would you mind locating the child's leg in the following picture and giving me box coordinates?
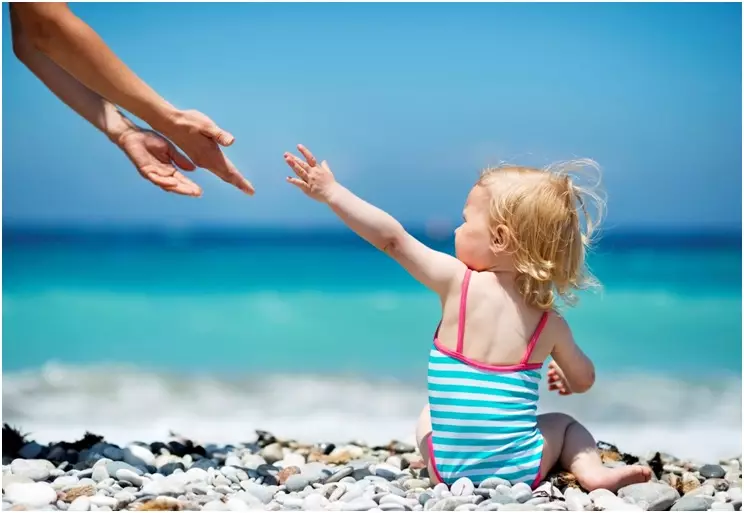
[415,405,441,485]
[537,412,651,492]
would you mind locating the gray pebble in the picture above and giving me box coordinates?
[478,478,511,490]
[671,495,714,511]
[420,493,433,506]
[405,479,430,491]
[303,493,329,510]
[536,503,569,511]
[203,500,230,511]
[710,503,735,511]
[454,505,477,511]
[476,500,501,511]
[327,466,354,483]
[285,474,311,492]
[104,461,142,477]
[88,496,118,508]
[618,482,680,510]
[115,468,143,487]
[380,504,410,512]
[431,497,476,511]
[238,481,274,504]
[707,479,731,492]
[510,483,533,503]
[498,504,538,511]
[526,496,549,506]
[346,498,382,511]
[701,466,727,479]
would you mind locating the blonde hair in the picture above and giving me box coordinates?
[477,159,605,311]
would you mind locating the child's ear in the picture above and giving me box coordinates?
[490,224,510,253]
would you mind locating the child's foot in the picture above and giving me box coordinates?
[578,465,652,492]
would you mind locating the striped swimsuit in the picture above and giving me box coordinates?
[426,268,547,488]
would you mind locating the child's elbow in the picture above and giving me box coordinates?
[571,368,596,394]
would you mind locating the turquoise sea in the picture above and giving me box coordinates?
[3,227,741,462]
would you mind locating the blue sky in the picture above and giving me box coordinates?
[2,2,741,230]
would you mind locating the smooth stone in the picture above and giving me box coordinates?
[710,503,735,511]
[454,506,477,512]
[433,483,449,499]
[381,504,410,512]
[708,479,731,492]
[327,466,354,483]
[489,494,516,505]
[158,462,185,476]
[91,466,109,482]
[52,475,80,490]
[241,454,267,470]
[69,496,91,511]
[375,464,403,481]
[431,497,476,511]
[10,459,54,481]
[671,495,714,511]
[101,446,124,462]
[113,491,135,505]
[225,498,249,511]
[2,474,33,492]
[5,482,57,507]
[191,458,218,471]
[115,468,143,487]
[420,493,433,506]
[280,497,304,508]
[510,483,533,503]
[346,498,381,511]
[688,485,717,497]
[89,497,117,508]
[18,442,45,460]
[536,503,569,511]
[451,478,475,497]
[526,496,549,505]
[498,505,538,511]
[381,495,413,507]
[715,492,730,503]
[286,474,311,492]
[239,481,275,504]
[283,453,306,468]
[341,484,366,503]
[476,500,502,511]
[185,467,209,483]
[303,493,330,510]
[104,461,142,477]
[478,478,511,490]
[534,482,563,500]
[225,456,242,467]
[404,479,430,492]
[122,445,153,467]
[260,443,284,464]
[618,482,680,510]
[203,500,230,511]
[728,488,742,509]
[301,462,331,484]
[701,466,727,479]
[564,488,591,511]
[593,494,643,511]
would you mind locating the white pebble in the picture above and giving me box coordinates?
[115,468,143,487]
[283,452,306,468]
[225,498,249,511]
[91,466,109,482]
[52,475,80,490]
[89,496,117,508]
[511,482,533,503]
[5,482,57,507]
[433,483,448,499]
[124,444,155,466]
[69,496,91,512]
[451,477,475,497]
[710,503,735,511]
[186,467,209,483]
[303,494,330,510]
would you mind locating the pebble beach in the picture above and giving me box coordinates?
[1,426,741,512]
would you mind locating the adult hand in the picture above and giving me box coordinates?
[155,109,255,195]
[115,126,202,197]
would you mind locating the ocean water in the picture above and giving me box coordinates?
[2,227,741,463]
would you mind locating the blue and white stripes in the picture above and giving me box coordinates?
[427,347,544,486]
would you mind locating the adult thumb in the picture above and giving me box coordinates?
[201,123,235,147]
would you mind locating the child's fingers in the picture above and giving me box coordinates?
[286,176,311,194]
[297,144,318,167]
[284,154,310,180]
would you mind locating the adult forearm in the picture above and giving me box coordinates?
[13,3,176,130]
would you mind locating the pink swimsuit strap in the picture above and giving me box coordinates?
[436,268,549,370]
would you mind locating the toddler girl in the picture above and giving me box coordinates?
[283,145,651,492]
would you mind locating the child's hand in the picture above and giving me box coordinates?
[547,360,573,396]
[284,144,337,203]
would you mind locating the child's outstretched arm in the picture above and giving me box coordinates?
[284,145,465,297]
[549,317,596,394]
